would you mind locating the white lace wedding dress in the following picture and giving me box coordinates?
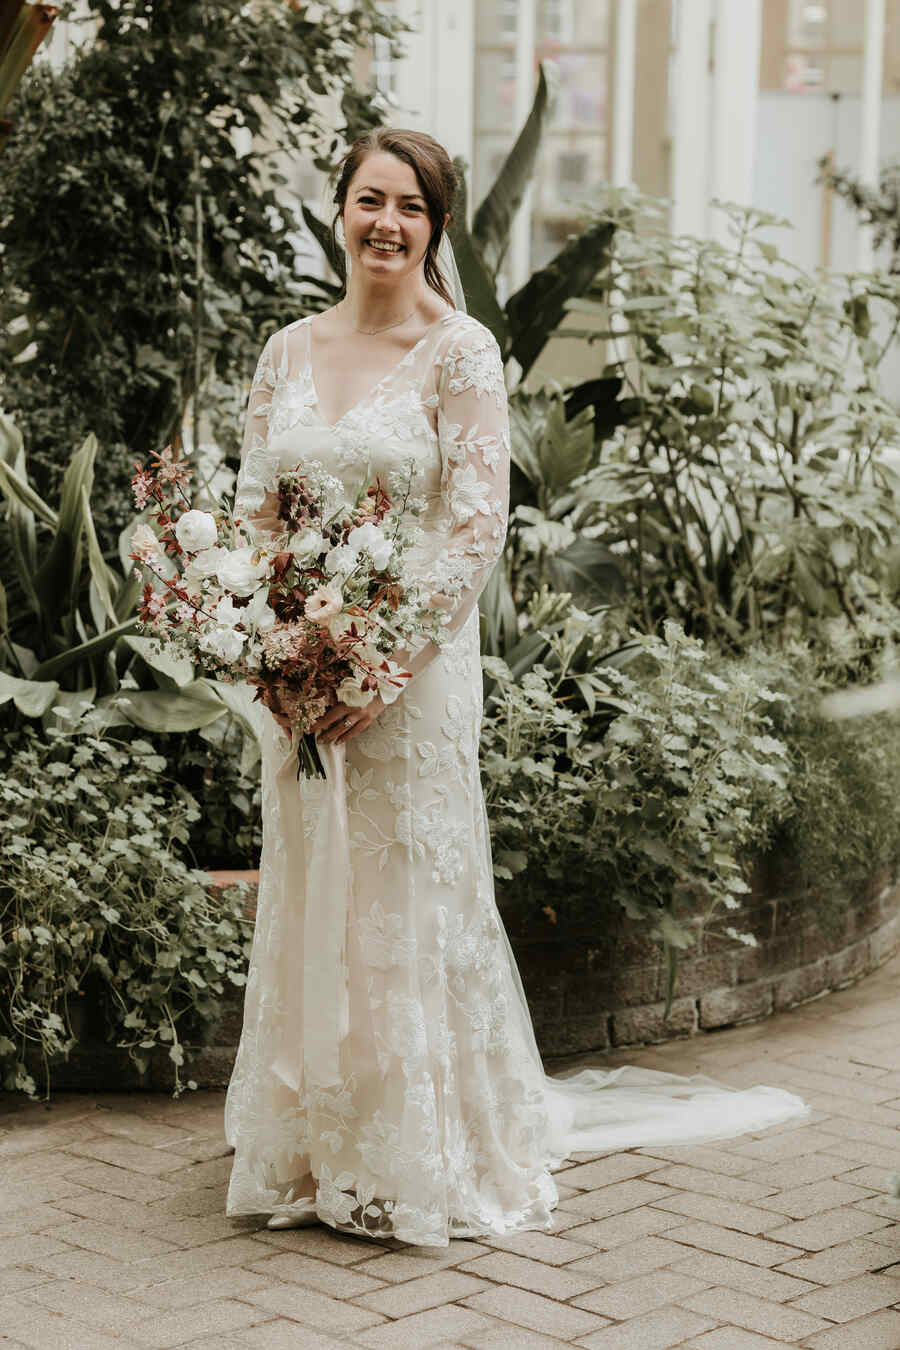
[223,310,808,1246]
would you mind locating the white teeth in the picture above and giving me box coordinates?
[368,240,402,253]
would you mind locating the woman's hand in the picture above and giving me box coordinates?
[312,694,387,746]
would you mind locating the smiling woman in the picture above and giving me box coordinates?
[222,126,808,1250]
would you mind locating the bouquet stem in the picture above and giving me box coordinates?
[297,731,326,780]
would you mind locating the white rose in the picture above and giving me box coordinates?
[182,545,227,583]
[217,546,269,597]
[305,584,343,623]
[347,521,393,571]
[213,595,244,628]
[288,527,323,562]
[199,625,246,663]
[337,677,375,708]
[323,543,359,577]
[243,588,276,633]
[175,509,218,553]
[130,522,160,563]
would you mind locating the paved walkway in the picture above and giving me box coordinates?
[2,952,900,1350]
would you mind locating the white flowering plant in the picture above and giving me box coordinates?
[129,446,446,775]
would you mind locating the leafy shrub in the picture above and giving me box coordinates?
[0,719,253,1098]
[759,629,900,925]
[559,199,900,648]
[159,718,262,871]
[481,610,791,975]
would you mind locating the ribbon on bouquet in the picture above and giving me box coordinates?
[271,728,351,1092]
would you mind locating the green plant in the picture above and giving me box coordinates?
[158,716,262,870]
[759,627,900,924]
[481,614,791,998]
[564,198,900,649]
[0,0,405,545]
[0,718,253,1098]
[0,413,253,735]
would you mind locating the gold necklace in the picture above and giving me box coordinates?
[343,302,418,336]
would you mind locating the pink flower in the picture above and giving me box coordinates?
[132,468,155,510]
[305,585,343,624]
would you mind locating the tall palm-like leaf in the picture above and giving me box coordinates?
[447,158,509,349]
[471,59,559,282]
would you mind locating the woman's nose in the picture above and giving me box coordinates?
[375,203,400,230]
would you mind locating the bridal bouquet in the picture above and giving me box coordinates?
[129,445,444,776]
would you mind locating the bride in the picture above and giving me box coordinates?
[223,127,807,1246]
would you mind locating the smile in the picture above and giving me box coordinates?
[366,239,404,254]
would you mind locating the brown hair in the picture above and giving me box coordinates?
[332,128,458,307]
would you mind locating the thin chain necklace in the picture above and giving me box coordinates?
[342,300,418,336]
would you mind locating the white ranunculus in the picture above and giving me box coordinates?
[199,625,246,663]
[217,546,269,597]
[175,509,218,553]
[288,527,323,562]
[243,588,276,632]
[337,677,375,708]
[347,521,393,570]
[182,545,228,583]
[323,543,359,577]
[305,584,343,623]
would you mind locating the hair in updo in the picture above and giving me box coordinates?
[332,128,458,307]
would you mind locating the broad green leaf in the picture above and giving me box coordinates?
[203,677,265,744]
[116,682,228,732]
[123,634,195,689]
[471,59,559,281]
[0,670,59,716]
[506,220,616,378]
[32,616,140,682]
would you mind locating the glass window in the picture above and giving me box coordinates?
[540,0,575,45]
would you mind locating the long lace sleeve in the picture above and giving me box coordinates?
[389,321,510,690]
[233,334,281,528]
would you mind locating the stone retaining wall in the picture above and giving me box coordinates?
[28,869,900,1092]
[505,872,900,1058]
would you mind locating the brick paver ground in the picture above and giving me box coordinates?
[2,951,899,1349]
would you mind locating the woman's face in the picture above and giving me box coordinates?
[341,151,434,284]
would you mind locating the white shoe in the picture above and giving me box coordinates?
[266,1209,319,1230]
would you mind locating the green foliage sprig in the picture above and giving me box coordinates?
[0,718,253,1098]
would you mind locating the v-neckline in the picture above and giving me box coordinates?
[305,311,456,432]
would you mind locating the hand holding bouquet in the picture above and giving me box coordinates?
[129,446,446,776]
